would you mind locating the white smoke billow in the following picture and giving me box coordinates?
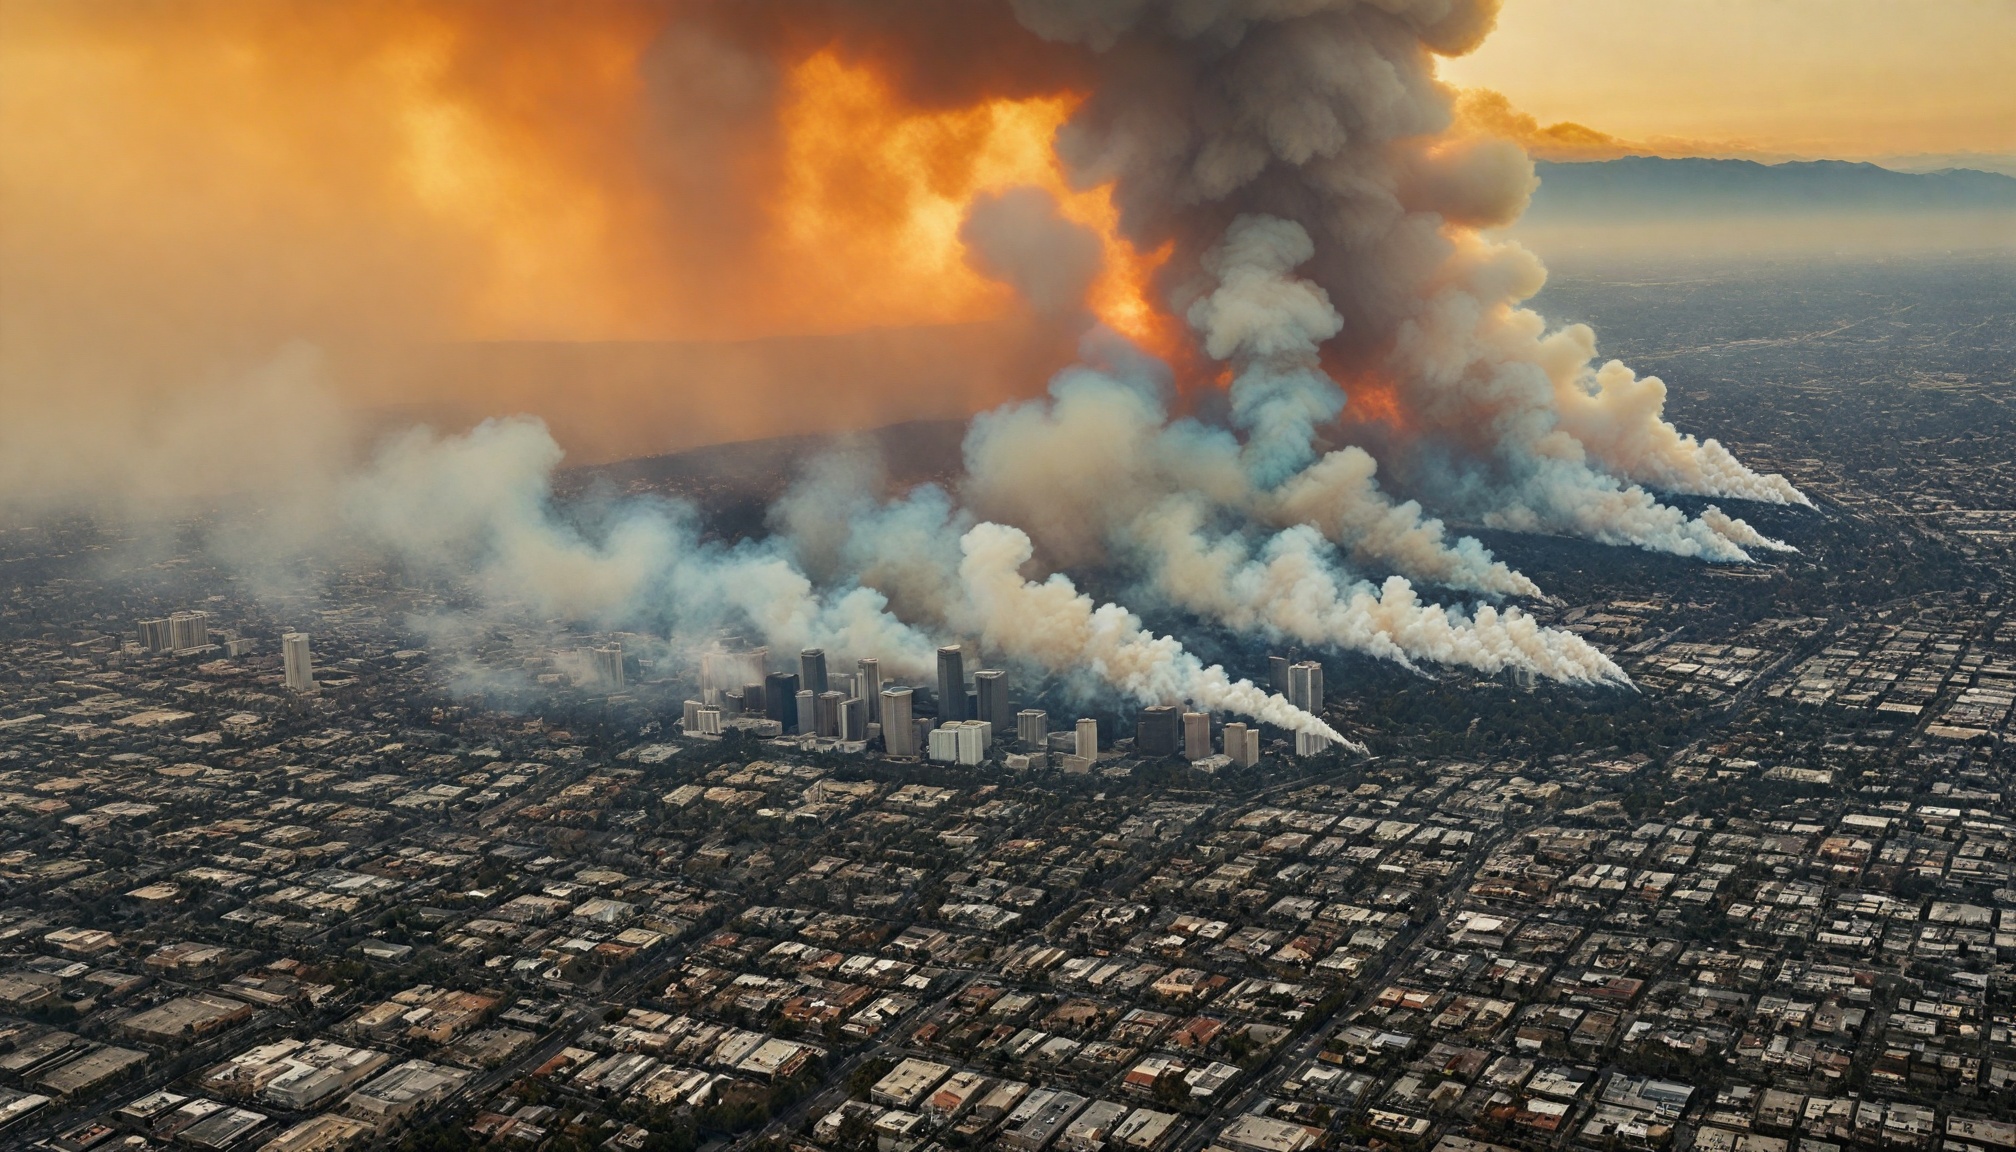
[960,521,1357,747]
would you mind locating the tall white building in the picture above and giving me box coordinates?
[929,720,991,766]
[1075,717,1098,760]
[282,633,314,692]
[857,658,883,722]
[1183,711,1211,761]
[1016,709,1048,748]
[1286,660,1324,715]
[880,688,916,757]
[1294,729,1333,758]
[168,611,211,655]
[1223,722,1260,768]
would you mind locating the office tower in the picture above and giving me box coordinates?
[795,689,816,735]
[928,721,990,766]
[1287,660,1324,715]
[137,618,171,652]
[927,726,959,763]
[1222,722,1256,767]
[1136,705,1180,758]
[838,696,868,742]
[1183,711,1211,761]
[936,646,967,721]
[880,688,916,756]
[914,717,936,753]
[694,707,722,736]
[974,670,1010,731]
[799,648,829,695]
[765,672,800,730]
[169,611,211,654]
[701,646,767,706]
[585,643,623,689]
[1075,717,1098,759]
[741,682,766,716]
[282,632,314,692]
[721,689,744,717]
[816,690,844,738]
[1016,709,1048,749]
[682,700,702,730]
[857,658,882,722]
[1295,729,1333,758]
[955,721,988,765]
[1269,654,1290,693]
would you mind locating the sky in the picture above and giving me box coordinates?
[1439,0,2016,166]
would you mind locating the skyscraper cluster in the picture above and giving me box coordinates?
[680,642,1336,769]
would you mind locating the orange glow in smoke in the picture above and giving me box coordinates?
[1345,375,1412,430]
[765,49,1176,348]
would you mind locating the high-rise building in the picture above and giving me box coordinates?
[815,690,844,738]
[137,618,172,652]
[880,688,916,756]
[282,632,314,692]
[1136,705,1180,758]
[581,643,623,689]
[1016,709,1048,749]
[1295,729,1333,758]
[721,689,744,717]
[799,648,829,695]
[765,672,800,730]
[936,646,967,721]
[838,696,868,742]
[694,707,722,736]
[974,669,1010,731]
[169,611,211,654]
[927,725,959,764]
[741,682,767,716]
[1287,660,1324,715]
[1222,722,1259,767]
[1269,654,1291,694]
[1183,711,1211,761]
[701,646,767,706]
[929,720,991,766]
[857,658,882,722]
[795,689,816,736]
[1075,717,1098,760]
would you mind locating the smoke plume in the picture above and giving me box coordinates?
[6,0,1827,735]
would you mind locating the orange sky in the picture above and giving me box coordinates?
[1440,0,2016,166]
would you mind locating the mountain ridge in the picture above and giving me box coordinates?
[1526,156,2016,219]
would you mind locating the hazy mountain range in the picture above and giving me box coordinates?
[1527,157,2016,220]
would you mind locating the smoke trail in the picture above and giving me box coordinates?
[959,357,1622,682]
[343,417,941,674]
[958,521,1354,746]
[1268,447,1536,598]
[1133,502,1627,685]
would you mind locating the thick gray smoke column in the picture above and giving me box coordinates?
[1008,0,1806,560]
[1185,214,1343,488]
[960,187,1106,317]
